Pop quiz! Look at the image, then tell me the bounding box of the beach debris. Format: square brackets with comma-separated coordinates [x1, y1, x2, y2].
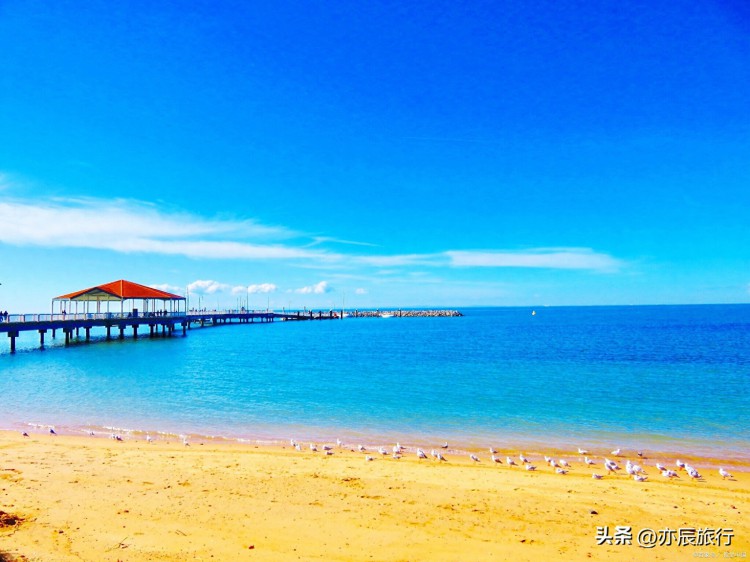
[470, 454, 480, 462]
[589, 509, 598, 514]
[611, 448, 621, 456]
[0, 510, 22, 528]
[719, 468, 733, 479]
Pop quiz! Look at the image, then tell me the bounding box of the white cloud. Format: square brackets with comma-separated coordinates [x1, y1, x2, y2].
[0, 197, 330, 261]
[150, 283, 184, 295]
[445, 248, 622, 271]
[295, 281, 332, 294]
[232, 283, 277, 295]
[355, 288, 367, 295]
[188, 279, 229, 295]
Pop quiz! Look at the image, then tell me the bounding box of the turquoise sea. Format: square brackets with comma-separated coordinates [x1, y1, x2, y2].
[1, 305, 749, 459]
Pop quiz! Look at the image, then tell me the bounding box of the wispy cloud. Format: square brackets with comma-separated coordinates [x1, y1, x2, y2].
[355, 288, 367, 295]
[445, 248, 622, 271]
[0, 197, 328, 260]
[0, 192, 625, 275]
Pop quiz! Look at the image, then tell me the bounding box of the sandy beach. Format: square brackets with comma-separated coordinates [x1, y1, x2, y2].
[0, 431, 748, 561]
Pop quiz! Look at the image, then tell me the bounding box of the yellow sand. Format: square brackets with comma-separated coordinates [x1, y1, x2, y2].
[0, 431, 748, 561]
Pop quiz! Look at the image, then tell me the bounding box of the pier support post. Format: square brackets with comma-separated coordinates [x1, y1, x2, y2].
[8, 331, 18, 354]
[119, 326, 125, 340]
[39, 329, 46, 349]
[64, 329, 71, 346]
[52, 328, 56, 338]
[106, 325, 111, 340]
[76, 327, 80, 337]
[85, 327, 90, 342]
[132, 325, 138, 339]
[149, 325, 155, 337]
[182, 323, 187, 336]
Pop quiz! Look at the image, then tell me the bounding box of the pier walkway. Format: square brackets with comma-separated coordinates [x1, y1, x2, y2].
[0, 309, 341, 354]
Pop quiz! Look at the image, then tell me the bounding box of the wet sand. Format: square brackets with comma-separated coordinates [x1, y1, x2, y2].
[0, 431, 748, 561]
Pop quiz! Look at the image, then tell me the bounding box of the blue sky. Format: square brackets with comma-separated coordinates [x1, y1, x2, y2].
[1, 0, 749, 311]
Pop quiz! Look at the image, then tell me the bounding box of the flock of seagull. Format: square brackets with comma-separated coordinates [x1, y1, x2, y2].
[288, 438, 737, 483]
[29, 429, 738, 483]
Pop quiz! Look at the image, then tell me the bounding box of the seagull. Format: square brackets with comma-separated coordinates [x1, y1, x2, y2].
[431, 449, 438, 459]
[49, 428, 57, 435]
[22, 432, 29, 437]
[379, 447, 389, 456]
[559, 459, 570, 467]
[417, 448, 428, 459]
[655, 463, 666, 472]
[584, 457, 595, 465]
[336, 438, 343, 447]
[309, 443, 318, 452]
[114, 435, 123, 442]
[290, 438, 297, 447]
[295, 443, 302, 451]
[441, 442, 449, 449]
[182, 437, 189, 447]
[637, 451, 644, 458]
[592, 473, 603, 480]
[396, 442, 403, 451]
[358, 444, 366, 453]
[719, 468, 733, 479]
[578, 448, 588, 455]
[365, 455, 374, 462]
[611, 448, 621, 456]
[491, 454, 502, 464]
[687, 468, 702, 480]
[489, 447, 497, 454]
[392, 453, 401, 460]
[392, 445, 400, 454]
[325, 450, 333, 456]
[470, 454, 480, 462]
[525, 464, 537, 471]
[544, 455, 552, 463]
[519, 454, 530, 464]
[548, 459, 558, 468]
[436, 452, 446, 461]
[506, 456, 517, 466]
[662, 469, 679, 479]
[88, 431, 95, 436]
[676, 459, 686, 470]
[323, 444, 333, 451]
[633, 474, 647, 482]
[556, 468, 568, 475]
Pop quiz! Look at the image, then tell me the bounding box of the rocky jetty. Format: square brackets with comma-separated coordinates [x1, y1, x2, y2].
[346, 309, 462, 318]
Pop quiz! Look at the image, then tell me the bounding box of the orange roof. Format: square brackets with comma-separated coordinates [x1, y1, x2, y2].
[54, 280, 185, 301]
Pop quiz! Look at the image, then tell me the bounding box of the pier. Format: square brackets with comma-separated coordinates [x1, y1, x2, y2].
[0, 309, 343, 353]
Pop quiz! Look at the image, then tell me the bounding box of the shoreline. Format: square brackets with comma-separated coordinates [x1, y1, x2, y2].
[1, 430, 748, 561]
[6, 422, 750, 472]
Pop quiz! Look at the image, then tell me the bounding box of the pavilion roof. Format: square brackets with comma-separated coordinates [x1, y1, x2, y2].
[54, 280, 185, 302]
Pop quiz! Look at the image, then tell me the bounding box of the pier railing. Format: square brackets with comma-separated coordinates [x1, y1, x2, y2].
[1, 312, 188, 324]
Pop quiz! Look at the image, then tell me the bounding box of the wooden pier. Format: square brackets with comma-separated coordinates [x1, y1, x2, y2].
[0, 309, 341, 354]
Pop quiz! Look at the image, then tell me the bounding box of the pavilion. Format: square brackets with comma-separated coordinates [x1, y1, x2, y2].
[52, 279, 186, 317]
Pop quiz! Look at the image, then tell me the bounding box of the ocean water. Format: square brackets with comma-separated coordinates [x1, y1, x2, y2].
[1, 305, 749, 458]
